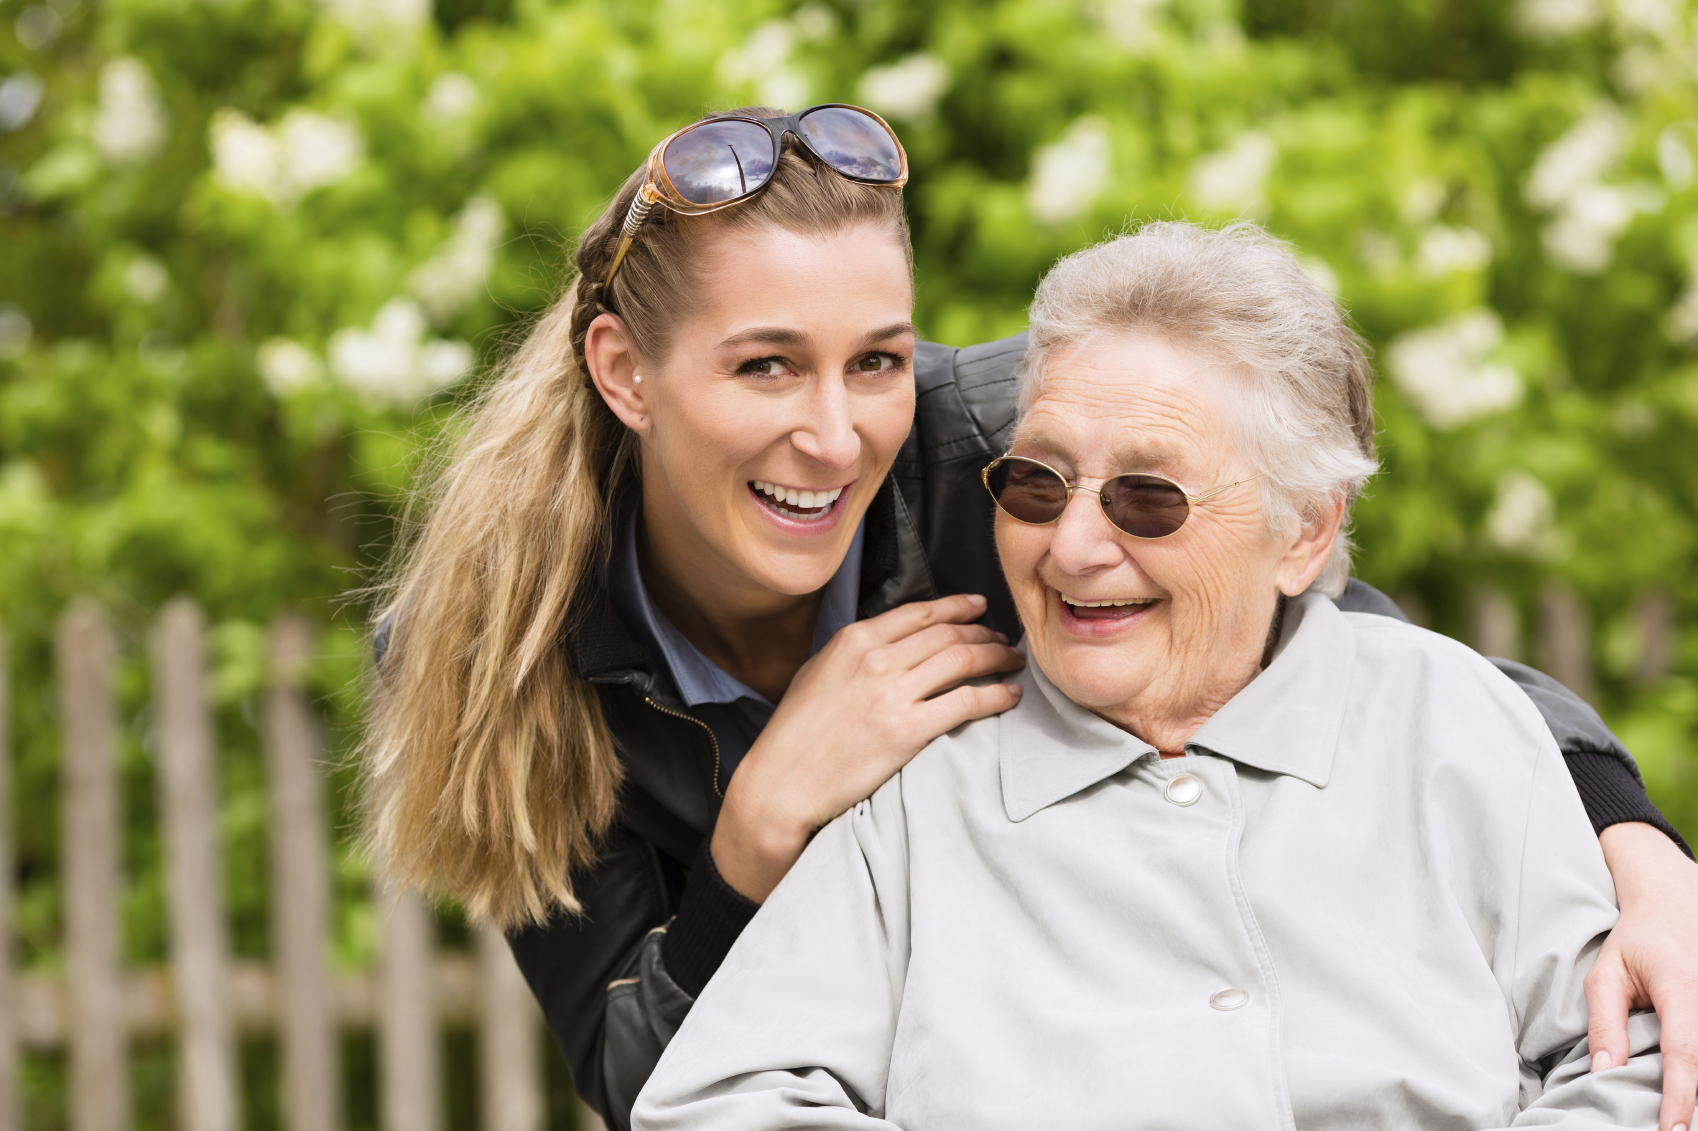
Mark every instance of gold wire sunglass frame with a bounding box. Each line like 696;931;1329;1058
602;104;909;295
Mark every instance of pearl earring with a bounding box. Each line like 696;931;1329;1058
633;374;643;384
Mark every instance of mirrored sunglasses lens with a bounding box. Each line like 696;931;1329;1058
662;120;776;205
797;107;903;183
1101;475;1191;538
988;459;1069;524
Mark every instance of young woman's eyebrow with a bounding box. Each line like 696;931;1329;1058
718;322;914;353
720;326;810;350
854;322;917;350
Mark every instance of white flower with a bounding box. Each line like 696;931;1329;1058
1299;257;1340;296
1614;0;1679;39
1664;276;1698;343
1386;309;1523;429
791;2;837;41
209;110;279;194
210;108;364;207
1540;182;1663;273
1524;106;1662;274
0;72;45;131
1187;130;1277;215
409;194;504;323
278;110;364;198
92;58;167;165
1096;0;1167;53
1485;471;1566;560
321;0;428;36
717;20;808;110
1525;107;1626;210
0;304;31;360
1026;117;1112;226
423;72;478;126
122;255;169;304
1400;179;1446;225
1416;225;1492;277
1357;228;1402;276
1612;45;1666;96
1657;124;1694;190
258;338;325;397
329;298;473;407
1512;0;1602;37
856;55;949;123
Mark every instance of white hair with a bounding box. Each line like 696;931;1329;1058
1020;220;1379;597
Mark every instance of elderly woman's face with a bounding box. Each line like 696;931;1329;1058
997;332;1331;741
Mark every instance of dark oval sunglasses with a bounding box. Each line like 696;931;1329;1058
602;104;908;293
982;456;1264;540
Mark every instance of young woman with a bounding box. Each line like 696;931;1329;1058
362;106;1698;1131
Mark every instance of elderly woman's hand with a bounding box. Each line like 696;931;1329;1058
1587;821;1698;1131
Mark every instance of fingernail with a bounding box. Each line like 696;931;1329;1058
1590;1051;1611;1073
994;632;1009;643
1008;684;1023;695
968;594;986;606
1672;1123;1686;1131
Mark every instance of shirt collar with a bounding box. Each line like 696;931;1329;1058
606;498;865;709
999;591;1353;822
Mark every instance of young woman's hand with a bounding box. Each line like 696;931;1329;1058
711;593;1025;902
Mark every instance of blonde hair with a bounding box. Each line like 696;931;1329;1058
1021;221;1378;597
361;111;910;928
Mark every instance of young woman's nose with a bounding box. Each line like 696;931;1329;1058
789;377;861;471
1045;484;1127;576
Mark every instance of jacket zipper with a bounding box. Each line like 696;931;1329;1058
643;696;724;799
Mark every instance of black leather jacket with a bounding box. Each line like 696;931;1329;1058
504;334;1683;1131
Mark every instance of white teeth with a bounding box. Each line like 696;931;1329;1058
1061;596;1156;607
749;481;847;516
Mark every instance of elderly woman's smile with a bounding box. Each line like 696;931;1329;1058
996;332;1337;754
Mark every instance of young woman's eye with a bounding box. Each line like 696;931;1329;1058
852;352;904;374
739;356;795;379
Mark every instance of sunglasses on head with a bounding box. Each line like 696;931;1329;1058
601;104;909;294
982;456;1264;540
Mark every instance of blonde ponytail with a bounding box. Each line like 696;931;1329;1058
360;109;909;927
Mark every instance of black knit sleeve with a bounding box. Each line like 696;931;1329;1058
661;840;761;997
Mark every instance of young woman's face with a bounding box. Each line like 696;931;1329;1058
615;221;916;599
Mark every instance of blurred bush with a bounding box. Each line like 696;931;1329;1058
1;0;1697;1120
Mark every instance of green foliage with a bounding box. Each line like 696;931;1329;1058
3;0;1698;1122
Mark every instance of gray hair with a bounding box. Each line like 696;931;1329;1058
1019;220;1379;597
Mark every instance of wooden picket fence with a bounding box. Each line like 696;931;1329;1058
0;598;606;1131
0;583;1680;1130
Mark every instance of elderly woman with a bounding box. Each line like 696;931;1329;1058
629;221;1668;1130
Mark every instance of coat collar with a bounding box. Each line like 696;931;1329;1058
998;591;1354;822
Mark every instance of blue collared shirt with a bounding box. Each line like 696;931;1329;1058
606;502;865;778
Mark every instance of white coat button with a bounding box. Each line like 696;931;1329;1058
1209;988;1249;1011
1165;774;1202;806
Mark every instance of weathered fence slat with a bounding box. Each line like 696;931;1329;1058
0;619;16;1131
1538;582;1595;703
154;599;240;1131
58;601;128;1131
266;613;341;1131
379;883;440;1131
1634;588;1676;685
476;923;545;1131
1470;586;1522;663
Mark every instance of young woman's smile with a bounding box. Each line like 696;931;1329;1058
595;222;917;609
